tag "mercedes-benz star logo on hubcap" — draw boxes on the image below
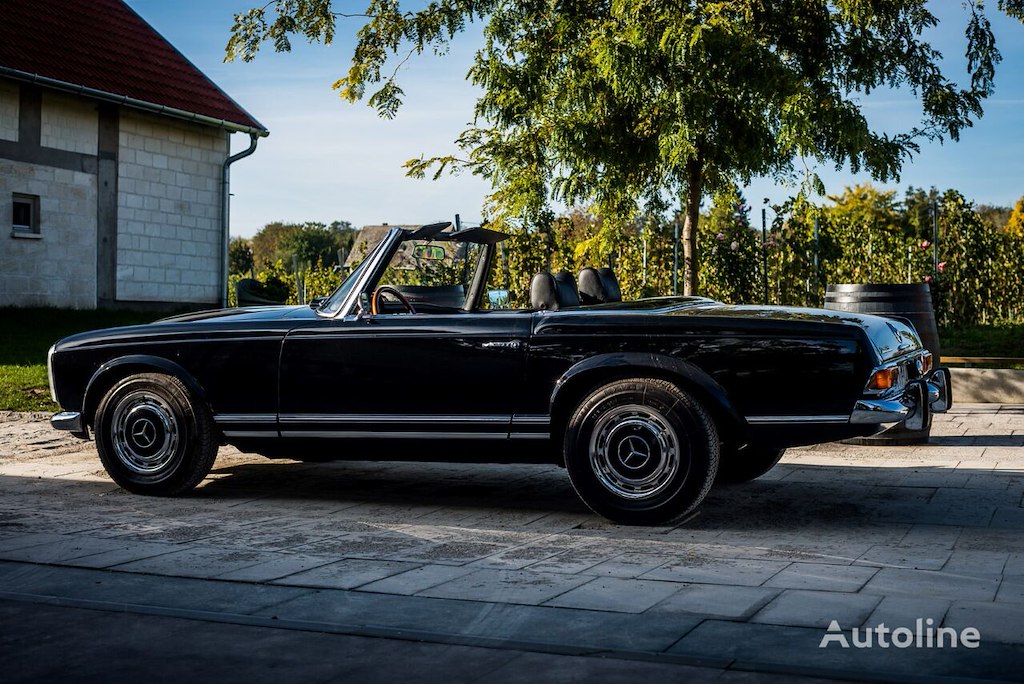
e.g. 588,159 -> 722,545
131,418 -> 157,449
617,435 -> 651,469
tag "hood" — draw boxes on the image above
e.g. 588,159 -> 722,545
156,305 -> 316,324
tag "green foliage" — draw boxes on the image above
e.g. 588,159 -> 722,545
227,1 -> 1021,295
249,220 -> 356,271
1007,196 -> 1024,237
228,237 -> 254,276
698,189 -> 761,304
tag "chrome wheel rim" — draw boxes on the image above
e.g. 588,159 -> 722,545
110,390 -> 180,475
589,403 -> 681,500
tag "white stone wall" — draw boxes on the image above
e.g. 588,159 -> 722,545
116,111 -> 228,303
0,80 -> 18,142
0,159 -> 97,308
40,92 -> 98,155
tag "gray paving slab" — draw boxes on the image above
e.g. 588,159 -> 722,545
863,596 -> 952,629
860,568 -> 1000,601
213,553 -> 341,582
0,561 -> 313,615
542,576 -> 681,613
417,568 -> 592,605
995,576 -> 1024,603
271,558 -> 419,589
355,564 -> 478,595
48,540 -> 183,568
853,544 -> 952,571
763,563 -> 878,592
579,552 -> 677,578
643,558 -> 790,586
945,600 -> 1024,645
751,590 -> 882,629
669,619 -> 1024,681
648,583 -> 778,620
110,546 -> 286,579
941,549 -> 1010,577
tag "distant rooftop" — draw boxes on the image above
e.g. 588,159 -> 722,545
0,0 -> 267,135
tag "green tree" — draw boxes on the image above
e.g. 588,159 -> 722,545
228,237 -> 254,276
1007,196 -> 1024,237
227,1 -> 1022,295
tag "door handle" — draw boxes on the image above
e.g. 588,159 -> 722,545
481,340 -> 523,350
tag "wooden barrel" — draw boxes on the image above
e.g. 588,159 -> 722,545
824,283 -> 940,445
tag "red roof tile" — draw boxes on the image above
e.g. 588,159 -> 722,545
0,0 -> 266,133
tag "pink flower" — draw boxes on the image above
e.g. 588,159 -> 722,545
920,240 -> 930,250
937,261 -> 946,273
716,233 -> 725,240
924,275 -> 933,284
730,241 -> 739,251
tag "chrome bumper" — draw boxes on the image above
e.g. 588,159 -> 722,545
50,411 -> 83,433
851,368 -> 952,427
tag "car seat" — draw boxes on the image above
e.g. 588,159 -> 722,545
530,271 -> 581,310
577,267 -> 622,304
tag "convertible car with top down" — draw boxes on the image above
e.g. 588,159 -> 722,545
48,221 -> 952,524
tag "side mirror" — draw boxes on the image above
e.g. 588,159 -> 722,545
355,292 -> 371,319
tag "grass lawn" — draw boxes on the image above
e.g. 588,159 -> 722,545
939,322 -> 1024,359
0,307 -> 166,412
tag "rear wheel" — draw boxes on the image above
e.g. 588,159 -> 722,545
94,373 -> 217,495
563,378 -> 719,525
716,445 -> 786,484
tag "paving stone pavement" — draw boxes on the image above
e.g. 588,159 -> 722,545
1,405 -> 1023,681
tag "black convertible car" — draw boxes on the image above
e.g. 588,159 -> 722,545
49,222 -> 951,524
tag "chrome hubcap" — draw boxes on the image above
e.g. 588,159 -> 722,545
110,391 -> 179,475
589,404 -> 681,500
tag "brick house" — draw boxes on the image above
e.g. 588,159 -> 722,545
0,0 -> 268,309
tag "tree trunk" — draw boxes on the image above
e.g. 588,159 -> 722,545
682,157 -> 704,296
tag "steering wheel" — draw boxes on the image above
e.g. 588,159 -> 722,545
371,286 -> 416,315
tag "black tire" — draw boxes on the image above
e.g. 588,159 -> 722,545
563,378 -> 719,525
716,444 -> 786,484
94,373 -> 218,495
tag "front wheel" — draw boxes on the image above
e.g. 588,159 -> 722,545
94,373 -> 218,495
563,378 -> 719,525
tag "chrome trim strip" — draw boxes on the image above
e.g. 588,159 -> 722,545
279,414 -> 510,425
214,414 -> 277,424
332,228 -> 403,318
280,431 -> 508,440
50,411 -> 82,432
222,430 -> 279,438
47,344 -> 58,403
509,432 -> 549,440
746,415 -> 849,425
511,415 -> 550,426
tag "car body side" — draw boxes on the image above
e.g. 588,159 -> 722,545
48,298 -> 906,461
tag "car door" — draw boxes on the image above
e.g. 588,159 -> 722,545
278,311 -> 532,440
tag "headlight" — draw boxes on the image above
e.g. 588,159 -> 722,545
47,344 -> 58,403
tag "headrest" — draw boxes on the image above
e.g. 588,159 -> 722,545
578,267 -> 622,304
530,271 -> 581,310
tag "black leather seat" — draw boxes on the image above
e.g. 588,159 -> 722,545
577,267 -> 622,304
530,271 -> 580,310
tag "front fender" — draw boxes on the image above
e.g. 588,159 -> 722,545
82,355 -> 207,426
549,352 -> 745,439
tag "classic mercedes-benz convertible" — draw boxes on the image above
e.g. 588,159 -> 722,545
48,222 -> 951,524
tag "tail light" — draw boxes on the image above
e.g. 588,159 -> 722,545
868,366 -> 899,391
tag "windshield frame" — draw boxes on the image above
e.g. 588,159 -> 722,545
316,228 -> 403,318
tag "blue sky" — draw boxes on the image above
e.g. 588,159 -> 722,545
126,1 -> 1024,238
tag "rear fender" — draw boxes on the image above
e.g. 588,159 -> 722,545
549,352 -> 746,442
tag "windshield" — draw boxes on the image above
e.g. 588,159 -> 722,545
372,238 -> 484,311
318,255 -> 371,316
